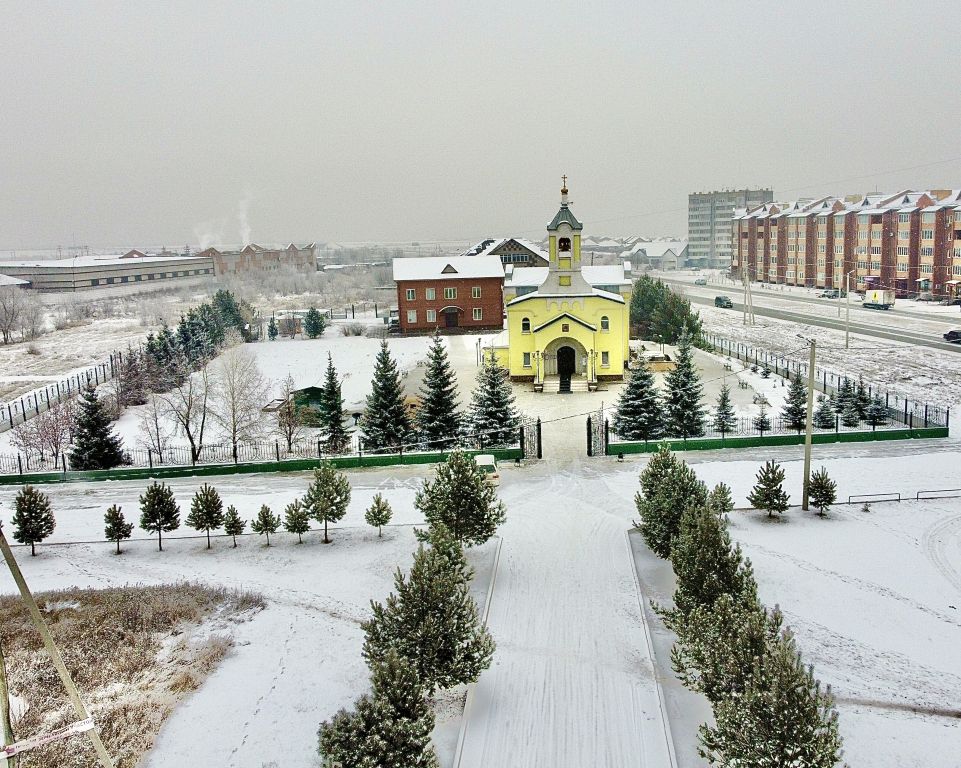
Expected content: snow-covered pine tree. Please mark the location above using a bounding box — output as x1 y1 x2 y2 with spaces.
362 523 494 691
267 316 278 341
698 625 844 768
634 444 708 559
416 334 461 449
813 394 836 429
854 376 871 419
808 466 837 517
613 356 663 441
467 356 520 447
833 378 854 415
11 485 55 556
663 327 706 438
318 354 349 452
318 649 439 768
139 481 180 551
365 493 392 537
711 382 737 437
752 404 771 436
223 505 246 547
707 482 734 519
414 450 506 546
360 340 413 450
103 503 133 554
69 382 127 470
781 371 808 432
303 461 351 543
250 504 280 545
747 460 790 518
303 307 327 339
865 395 888 428
283 498 310 543
185 483 225 549
839 396 861 428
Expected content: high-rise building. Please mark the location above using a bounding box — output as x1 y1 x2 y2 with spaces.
688 189 773 268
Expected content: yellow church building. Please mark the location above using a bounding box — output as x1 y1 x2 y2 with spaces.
487 179 631 392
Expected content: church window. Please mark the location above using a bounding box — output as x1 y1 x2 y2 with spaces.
472 286 482 298
406 288 416 301
521 317 531 333
523 352 531 367
559 276 571 286
600 316 610 331
559 237 571 252
601 351 610 367
444 287 457 299
426 287 435 300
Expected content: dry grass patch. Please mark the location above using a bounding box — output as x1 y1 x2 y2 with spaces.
0 583 264 768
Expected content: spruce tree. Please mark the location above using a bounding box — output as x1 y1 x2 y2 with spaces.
747 460 790 518
634 444 708 559
11 485 55 556
707 482 734 519
365 493 392 537
103 503 133 554
360 340 413 450
834 378 854 416
467 356 520 447
283 498 310 543
752 404 771 436
781 371 808 432
808 466 837 518
303 461 351 543
813 394 836 429
139 481 180 551
318 649 439 768
267 316 278 341
362 524 495 691
663 327 705 438
712 382 737 437
251 504 280 545
318 354 349 452
414 451 506 546
186 483 225 549
69 382 127 470
416 334 461 449
854 376 871 419
839 397 861 428
303 307 327 339
698 626 843 768
223 505 246 547
865 396 888 428
613 357 663 441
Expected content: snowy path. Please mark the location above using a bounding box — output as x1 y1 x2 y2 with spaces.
456 459 674 768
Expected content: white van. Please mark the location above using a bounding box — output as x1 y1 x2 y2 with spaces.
474 454 500 486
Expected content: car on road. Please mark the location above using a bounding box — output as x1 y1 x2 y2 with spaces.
693 277 708 286
714 295 733 308
817 289 841 299
474 454 500 486
943 330 961 344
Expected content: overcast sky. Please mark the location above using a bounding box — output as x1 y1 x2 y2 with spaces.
2 1 960 251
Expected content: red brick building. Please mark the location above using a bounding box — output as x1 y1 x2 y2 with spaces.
392 255 504 333
198 243 316 276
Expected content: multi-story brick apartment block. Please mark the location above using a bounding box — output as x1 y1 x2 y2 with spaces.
392 255 504 333
689 188 773 269
198 243 316 275
733 189 961 299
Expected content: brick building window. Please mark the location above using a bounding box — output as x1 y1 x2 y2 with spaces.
407 310 417 324
427 310 436 322
426 288 435 300
473 308 483 321
406 288 416 301
472 286 481 298
444 287 457 300
922 229 934 240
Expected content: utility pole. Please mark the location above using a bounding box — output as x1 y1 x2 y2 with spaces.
742 265 749 325
0 639 16 768
845 271 852 349
801 337 817 511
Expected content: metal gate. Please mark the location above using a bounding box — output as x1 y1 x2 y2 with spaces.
586 409 606 457
520 416 542 459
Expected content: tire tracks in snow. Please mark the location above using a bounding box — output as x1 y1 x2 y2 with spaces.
921 514 961 595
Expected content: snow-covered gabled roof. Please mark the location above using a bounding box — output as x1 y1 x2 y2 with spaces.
507 263 631 290
532 312 597 333
0 273 29 287
507 286 624 306
392 255 504 282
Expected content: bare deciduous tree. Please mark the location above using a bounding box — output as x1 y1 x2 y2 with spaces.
138 393 175 457
0 286 27 344
161 364 213 465
18 297 46 341
9 399 75 464
212 347 268 461
276 373 303 451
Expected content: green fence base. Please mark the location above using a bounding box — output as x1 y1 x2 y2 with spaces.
0 447 525 487
607 427 949 456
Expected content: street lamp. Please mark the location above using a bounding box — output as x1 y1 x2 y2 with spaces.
844 269 855 349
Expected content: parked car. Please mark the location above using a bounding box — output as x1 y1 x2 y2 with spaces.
817 289 841 299
714 295 733 308
943 329 961 344
917 291 935 302
693 277 708 286
474 454 500 486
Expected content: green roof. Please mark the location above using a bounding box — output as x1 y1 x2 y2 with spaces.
547 204 583 231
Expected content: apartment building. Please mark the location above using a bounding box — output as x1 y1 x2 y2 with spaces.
392 255 504 333
732 189 961 299
689 188 773 269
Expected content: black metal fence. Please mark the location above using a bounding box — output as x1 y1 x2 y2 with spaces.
701 332 950 429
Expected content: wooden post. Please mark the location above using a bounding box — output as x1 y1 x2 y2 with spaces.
0 526 116 768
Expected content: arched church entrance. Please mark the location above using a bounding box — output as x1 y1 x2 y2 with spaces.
557 346 576 378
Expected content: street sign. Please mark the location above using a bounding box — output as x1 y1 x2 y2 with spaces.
2 717 94 758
